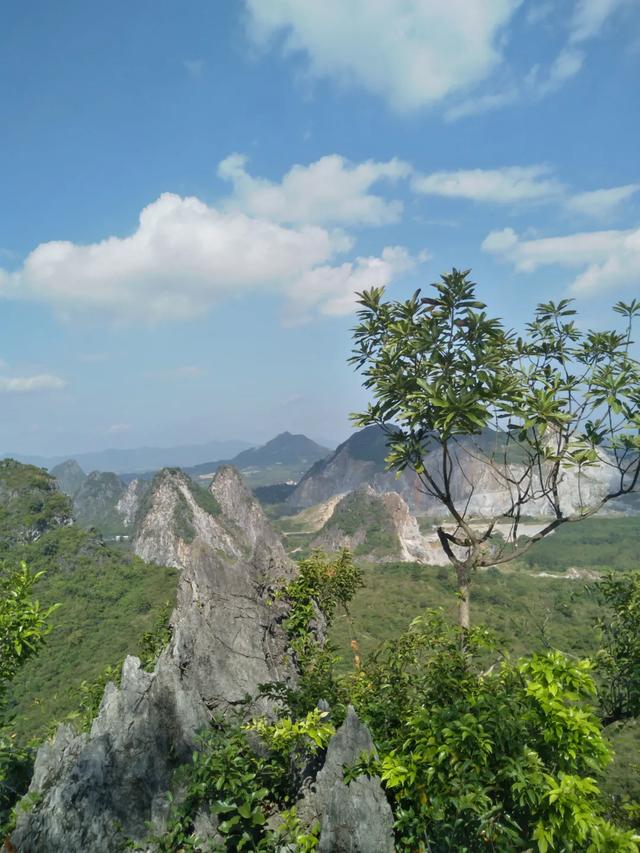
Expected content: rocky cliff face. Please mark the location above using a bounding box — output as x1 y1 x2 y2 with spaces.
310 485 447 564
12 466 297 852
115 477 148 528
290 426 619 520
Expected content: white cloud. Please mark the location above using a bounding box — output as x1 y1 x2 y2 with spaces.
531 0 629 95
219 153 410 226
245 0 520 111
284 245 426 323
569 0 628 43
0 190 418 323
412 165 563 204
567 184 640 218
482 225 640 295
0 374 66 393
444 90 517 121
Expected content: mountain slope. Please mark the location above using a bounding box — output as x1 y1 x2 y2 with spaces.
289 425 618 518
50 459 87 497
72 471 127 534
185 431 331 487
13 465 297 851
0 461 178 740
0 459 73 548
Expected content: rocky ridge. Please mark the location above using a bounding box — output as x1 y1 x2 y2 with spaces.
12 466 297 851
289 426 619 520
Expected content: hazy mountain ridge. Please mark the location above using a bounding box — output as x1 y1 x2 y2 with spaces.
7 438 254 475
184 431 331 486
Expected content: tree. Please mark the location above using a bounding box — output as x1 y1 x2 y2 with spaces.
0 562 56 830
595 570 640 725
350 268 640 629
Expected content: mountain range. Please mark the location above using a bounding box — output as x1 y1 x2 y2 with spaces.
5 438 255 475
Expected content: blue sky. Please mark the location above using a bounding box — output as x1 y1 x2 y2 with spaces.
1 0 639 455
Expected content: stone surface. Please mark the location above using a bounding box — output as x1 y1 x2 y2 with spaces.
289 425 619 520
293 706 394 853
297 706 376 828
318 775 395 853
12 466 297 853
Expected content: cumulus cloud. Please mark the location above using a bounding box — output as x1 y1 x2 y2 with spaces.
412 165 563 204
284 246 427 324
482 225 640 295
567 184 640 218
0 374 67 393
0 190 418 323
244 0 520 111
218 153 410 226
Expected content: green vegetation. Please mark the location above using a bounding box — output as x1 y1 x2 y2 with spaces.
0 459 71 548
351 270 640 627
347 616 637 850
0 461 179 742
187 480 222 516
72 471 127 535
173 489 197 543
7 532 177 739
321 490 399 558
149 552 640 851
0 563 58 831
521 516 640 572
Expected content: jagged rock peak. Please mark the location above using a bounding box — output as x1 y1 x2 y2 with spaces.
132 466 244 569
13 467 298 851
210 464 284 556
297 707 395 853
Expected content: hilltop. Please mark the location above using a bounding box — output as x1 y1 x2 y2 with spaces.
185 431 331 487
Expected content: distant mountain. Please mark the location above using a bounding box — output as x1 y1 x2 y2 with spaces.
185 432 331 487
50 459 87 497
73 472 128 535
288 425 619 518
6 439 254 475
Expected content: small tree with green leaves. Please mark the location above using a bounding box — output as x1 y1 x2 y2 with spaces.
351 268 640 629
0 562 57 830
596 570 640 725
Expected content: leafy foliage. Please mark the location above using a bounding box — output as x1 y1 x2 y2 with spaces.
347 613 638 851
150 711 329 852
596 571 640 724
350 269 640 626
264 550 363 716
0 562 57 834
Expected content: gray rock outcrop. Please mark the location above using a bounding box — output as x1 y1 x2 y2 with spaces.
318 775 395 853
13 466 297 853
297 706 394 853
289 425 619 520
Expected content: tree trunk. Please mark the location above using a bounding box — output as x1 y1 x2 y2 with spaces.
456 566 471 631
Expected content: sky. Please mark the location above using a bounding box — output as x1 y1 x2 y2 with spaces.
1 0 639 455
